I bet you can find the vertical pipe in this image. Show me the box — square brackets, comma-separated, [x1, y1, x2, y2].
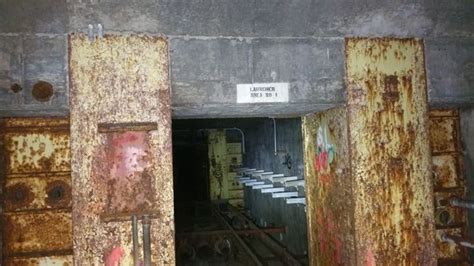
[132, 215, 139, 266]
[142, 215, 151, 266]
[272, 118, 277, 155]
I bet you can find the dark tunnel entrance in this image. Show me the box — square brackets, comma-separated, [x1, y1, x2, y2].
[172, 118, 308, 265]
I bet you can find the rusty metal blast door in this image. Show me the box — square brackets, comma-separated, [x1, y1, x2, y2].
[346, 38, 435, 265]
[68, 34, 174, 265]
[1, 117, 73, 265]
[302, 38, 436, 265]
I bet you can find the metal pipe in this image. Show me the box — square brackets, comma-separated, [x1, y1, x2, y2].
[142, 215, 151, 266]
[272, 118, 277, 155]
[441, 234, 474, 249]
[132, 216, 139, 266]
[450, 197, 474, 210]
[224, 127, 246, 154]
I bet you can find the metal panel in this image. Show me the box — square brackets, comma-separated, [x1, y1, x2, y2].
[2, 118, 70, 175]
[95, 131, 155, 215]
[4, 174, 71, 211]
[432, 154, 461, 188]
[346, 38, 435, 265]
[429, 109, 468, 263]
[430, 116, 459, 153]
[302, 107, 355, 265]
[3, 211, 72, 255]
[69, 34, 174, 264]
[1, 117, 72, 265]
[4, 255, 73, 266]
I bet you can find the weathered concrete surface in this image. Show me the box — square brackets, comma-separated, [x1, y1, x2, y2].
[0, 34, 68, 116]
[0, 0, 67, 34]
[0, 0, 473, 117]
[243, 118, 305, 179]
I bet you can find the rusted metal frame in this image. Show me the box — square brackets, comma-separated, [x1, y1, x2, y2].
[3, 248, 74, 258]
[435, 223, 466, 230]
[5, 172, 71, 179]
[226, 204, 301, 266]
[211, 205, 263, 266]
[4, 207, 72, 214]
[435, 187, 465, 193]
[0, 127, 70, 133]
[429, 116, 460, 122]
[5, 172, 72, 178]
[176, 227, 286, 237]
[432, 151, 461, 156]
[97, 122, 158, 133]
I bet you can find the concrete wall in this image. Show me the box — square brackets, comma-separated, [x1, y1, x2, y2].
[461, 108, 474, 260]
[243, 118, 304, 179]
[241, 117, 307, 256]
[0, 0, 473, 117]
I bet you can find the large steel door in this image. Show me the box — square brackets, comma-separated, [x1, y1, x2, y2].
[1, 117, 73, 265]
[346, 38, 435, 265]
[302, 38, 435, 265]
[69, 34, 174, 264]
[302, 107, 355, 265]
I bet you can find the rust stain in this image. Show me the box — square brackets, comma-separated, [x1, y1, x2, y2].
[4, 174, 71, 211]
[45, 180, 72, 209]
[32, 81, 54, 102]
[3, 255, 73, 266]
[302, 107, 354, 265]
[429, 117, 458, 153]
[69, 34, 174, 264]
[3, 211, 72, 255]
[429, 109, 468, 263]
[345, 38, 435, 265]
[93, 131, 155, 214]
[4, 183, 35, 210]
[436, 228, 464, 260]
[1, 117, 73, 264]
[2, 122, 70, 174]
[432, 154, 461, 189]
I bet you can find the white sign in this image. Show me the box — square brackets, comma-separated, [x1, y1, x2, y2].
[236, 83, 289, 103]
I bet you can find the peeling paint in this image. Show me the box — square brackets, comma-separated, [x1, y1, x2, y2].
[1, 117, 72, 265]
[429, 109, 469, 263]
[69, 34, 174, 265]
[303, 38, 437, 265]
[302, 107, 354, 265]
[346, 38, 435, 265]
